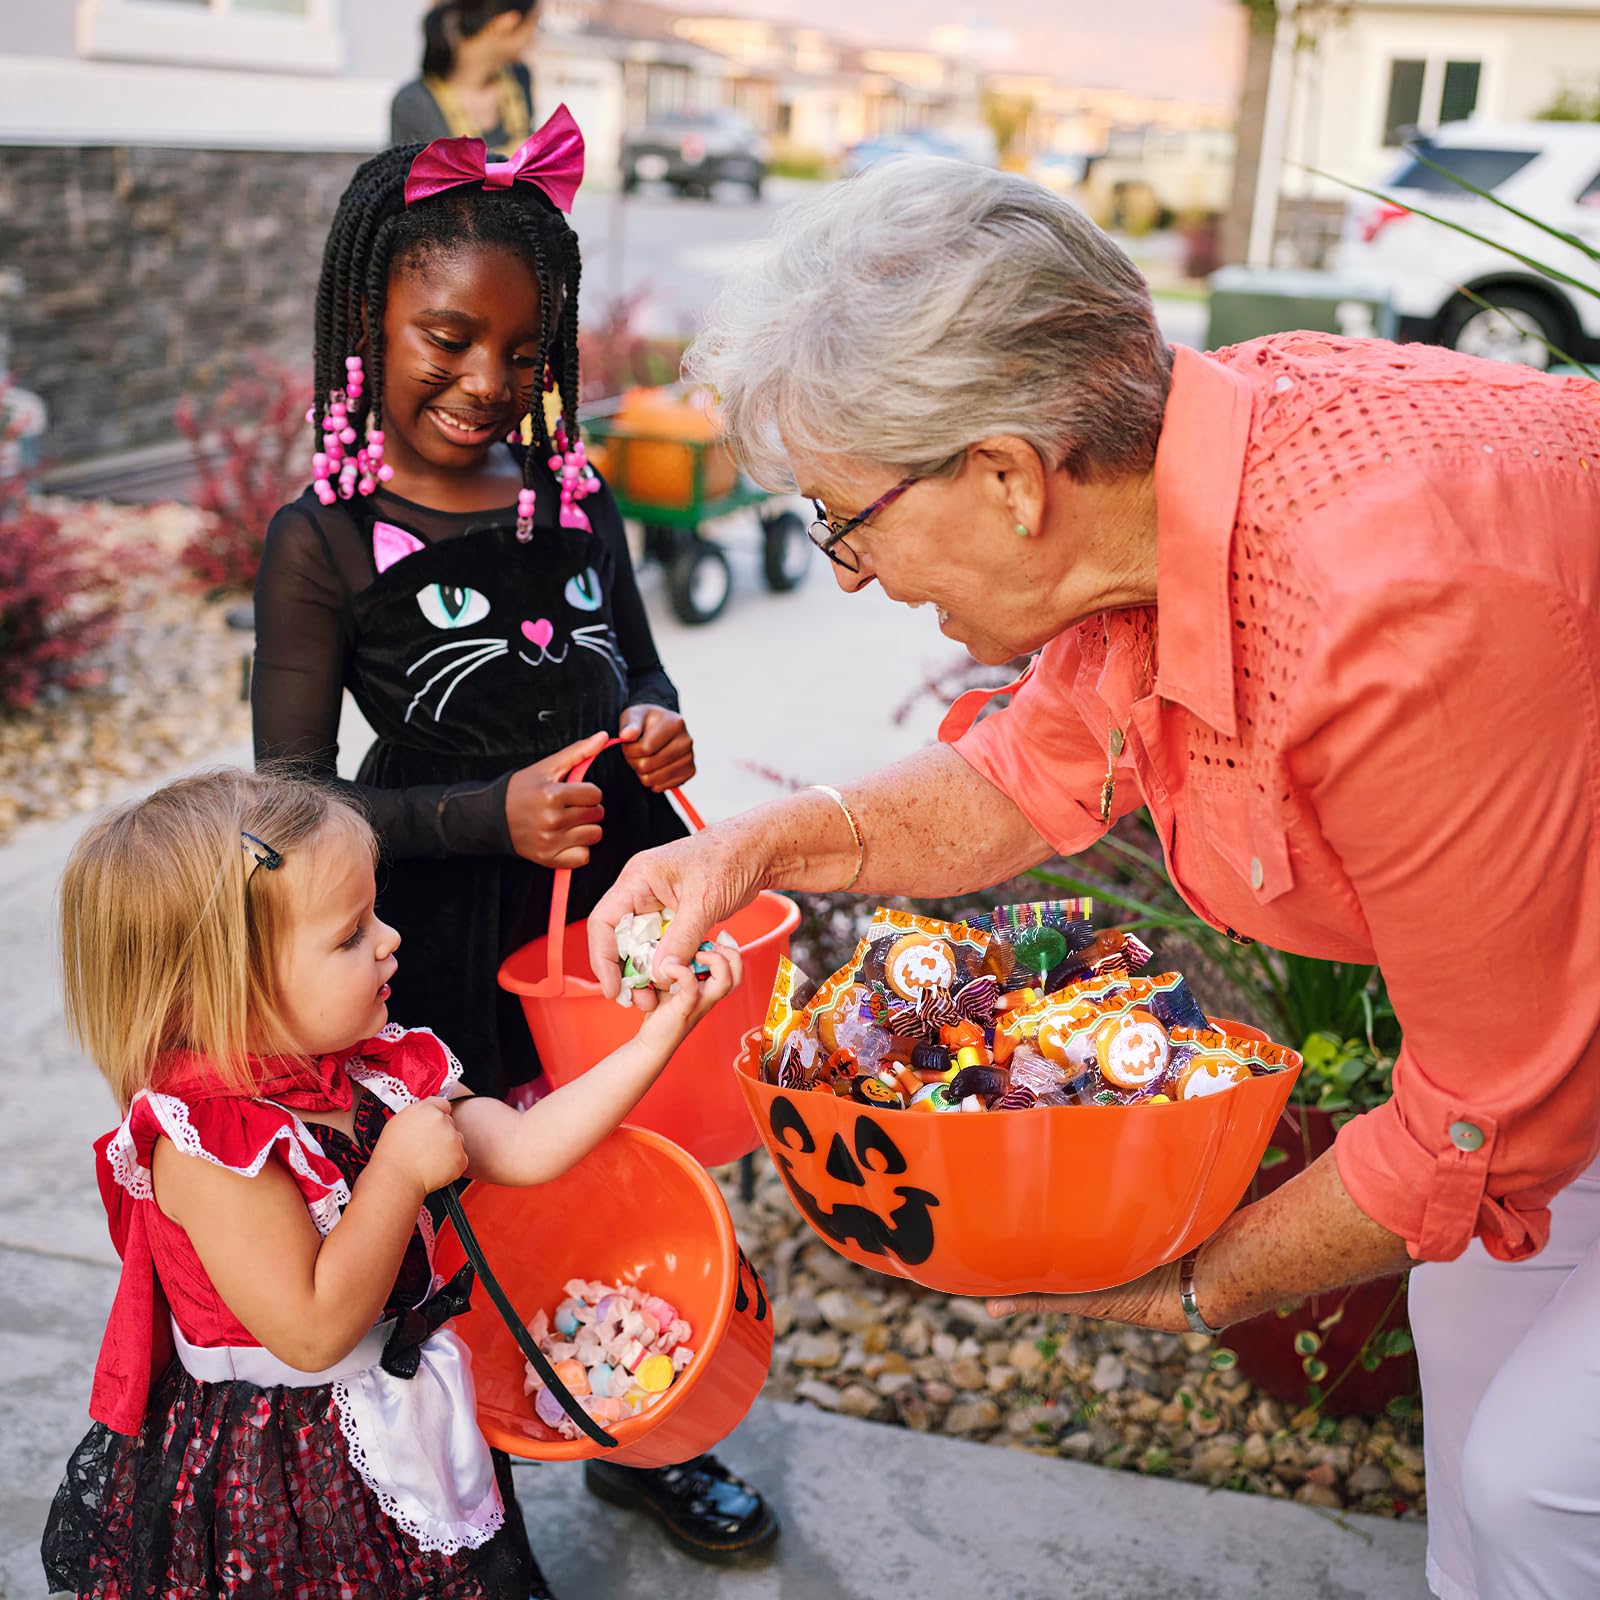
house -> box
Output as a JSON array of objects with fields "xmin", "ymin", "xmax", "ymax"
[
  {"xmin": 0, "ymin": 0, "xmax": 728, "ymax": 477},
  {"xmin": 1227, "ymin": 0, "xmax": 1600, "ymax": 267},
  {"xmin": 0, "ymin": 0, "xmax": 435, "ymax": 474}
]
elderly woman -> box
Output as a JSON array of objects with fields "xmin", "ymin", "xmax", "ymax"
[{"xmin": 590, "ymin": 159, "xmax": 1600, "ymax": 1599}]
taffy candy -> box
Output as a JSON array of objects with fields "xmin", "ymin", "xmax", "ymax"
[
  {"xmin": 523, "ymin": 1278, "xmax": 696, "ymax": 1438},
  {"xmin": 614, "ymin": 910, "xmax": 672, "ymax": 1006}
]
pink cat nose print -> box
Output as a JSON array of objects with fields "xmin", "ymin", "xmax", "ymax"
[{"xmin": 521, "ymin": 618, "xmax": 554, "ymax": 650}]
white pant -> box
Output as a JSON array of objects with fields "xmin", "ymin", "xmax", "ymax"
[{"xmin": 1410, "ymin": 1158, "xmax": 1600, "ymax": 1599}]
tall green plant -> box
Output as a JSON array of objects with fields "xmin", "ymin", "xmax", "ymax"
[{"xmin": 1311, "ymin": 146, "xmax": 1599, "ymax": 379}]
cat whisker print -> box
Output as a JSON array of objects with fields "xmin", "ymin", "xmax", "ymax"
[
  {"xmin": 407, "ymin": 634, "xmax": 506, "ymax": 674},
  {"xmin": 404, "ymin": 639, "xmax": 508, "ymax": 723},
  {"xmin": 570, "ymin": 623, "xmax": 627, "ymax": 691}
]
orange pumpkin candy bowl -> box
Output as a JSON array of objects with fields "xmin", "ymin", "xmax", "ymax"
[
  {"xmin": 732, "ymin": 1021, "xmax": 1300, "ymax": 1298},
  {"xmin": 432, "ymin": 1125, "xmax": 774, "ymax": 1468}
]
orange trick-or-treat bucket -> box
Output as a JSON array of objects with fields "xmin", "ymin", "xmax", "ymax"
[
  {"xmin": 499, "ymin": 742, "xmax": 798, "ymax": 1169},
  {"xmin": 433, "ymin": 1125, "xmax": 773, "ymax": 1467},
  {"xmin": 734, "ymin": 1020, "xmax": 1300, "ymax": 1298}
]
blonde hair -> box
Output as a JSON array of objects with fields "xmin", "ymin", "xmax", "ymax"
[{"xmin": 60, "ymin": 767, "xmax": 376, "ymax": 1109}]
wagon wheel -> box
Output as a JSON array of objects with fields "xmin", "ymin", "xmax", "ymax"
[
  {"xmin": 667, "ymin": 537, "xmax": 733, "ymax": 625},
  {"xmin": 760, "ymin": 510, "xmax": 810, "ymax": 593}
]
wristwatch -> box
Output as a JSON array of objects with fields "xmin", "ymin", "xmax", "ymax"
[{"xmin": 1179, "ymin": 1250, "xmax": 1224, "ymax": 1337}]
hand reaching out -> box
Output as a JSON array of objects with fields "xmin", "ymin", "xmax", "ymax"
[{"xmin": 637, "ymin": 931, "xmax": 743, "ymax": 1048}]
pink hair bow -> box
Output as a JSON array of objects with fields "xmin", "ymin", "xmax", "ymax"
[{"xmin": 404, "ymin": 103, "xmax": 585, "ymax": 211}]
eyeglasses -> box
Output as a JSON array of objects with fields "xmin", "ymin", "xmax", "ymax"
[{"xmin": 808, "ymin": 474, "xmax": 921, "ymax": 573}]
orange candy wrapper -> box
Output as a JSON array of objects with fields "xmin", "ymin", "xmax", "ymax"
[{"xmin": 760, "ymin": 903, "xmax": 1290, "ymax": 1111}]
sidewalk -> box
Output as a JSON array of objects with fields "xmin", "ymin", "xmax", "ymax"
[{"xmin": 0, "ymin": 566, "xmax": 1428, "ymax": 1598}]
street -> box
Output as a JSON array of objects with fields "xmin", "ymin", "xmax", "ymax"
[{"xmin": 569, "ymin": 177, "xmax": 1210, "ymax": 350}]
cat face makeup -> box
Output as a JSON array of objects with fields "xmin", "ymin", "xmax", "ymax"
[{"xmin": 378, "ymin": 244, "xmax": 544, "ymax": 490}]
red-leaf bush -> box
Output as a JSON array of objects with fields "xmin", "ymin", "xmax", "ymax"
[
  {"xmin": 176, "ymin": 355, "xmax": 313, "ymax": 594},
  {"xmin": 0, "ymin": 468, "xmax": 119, "ymax": 716},
  {"xmin": 578, "ymin": 293, "xmax": 691, "ymax": 403}
]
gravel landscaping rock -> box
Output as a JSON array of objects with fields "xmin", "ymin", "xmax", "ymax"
[
  {"xmin": 0, "ymin": 499, "xmax": 249, "ymax": 840},
  {"xmin": 714, "ymin": 1147, "xmax": 1426, "ymax": 1522}
]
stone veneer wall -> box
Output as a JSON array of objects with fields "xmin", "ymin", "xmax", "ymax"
[{"xmin": 0, "ymin": 145, "xmax": 365, "ymax": 467}]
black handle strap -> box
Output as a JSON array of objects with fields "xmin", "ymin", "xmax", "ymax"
[{"xmin": 437, "ymin": 1182, "xmax": 619, "ymax": 1450}]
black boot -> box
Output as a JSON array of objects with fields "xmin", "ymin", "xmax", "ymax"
[{"xmin": 582, "ymin": 1455, "xmax": 779, "ymax": 1563}]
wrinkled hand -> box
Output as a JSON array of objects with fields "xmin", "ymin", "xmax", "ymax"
[
  {"xmin": 505, "ymin": 731, "xmax": 610, "ymax": 868},
  {"xmin": 371, "ymin": 1097, "xmax": 468, "ymax": 1197},
  {"xmin": 986, "ymin": 1261, "xmax": 1187, "ymax": 1334},
  {"xmin": 618, "ymin": 704, "xmax": 695, "ymax": 793},
  {"xmin": 637, "ymin": 932, "xmax": 743, "ymax": 1047},
  {"xmin": 587, "ymin": 825, "xmax": 769, "ymax": 1011}
]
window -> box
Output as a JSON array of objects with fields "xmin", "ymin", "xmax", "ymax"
[
  {"xmin": 1383, "ymin": 59, "xmax": 1426, "ymax": 147},
  {"xmin": 1439, "ymin": 61, "xmax": 1481, "ymax": 125},
  {"xmin": 75, "ymin": 0, "xmax": 342, "ymax": 74},
  {"xmin": 1388, "ymin": 145, "xmax": 1537, "ymax": 194}
]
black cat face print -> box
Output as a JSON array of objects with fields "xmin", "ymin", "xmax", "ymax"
[{"xmin": 372, "ymin": 521, "xmax": 628, "ymax": 727}]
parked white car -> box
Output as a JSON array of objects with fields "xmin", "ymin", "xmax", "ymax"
[{"xmin": 1340, "ymin": 120, "xmax": 1600, "ymax": 370}]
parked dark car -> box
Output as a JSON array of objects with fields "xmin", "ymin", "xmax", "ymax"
[{"xmin": 621, "ymin": 109, "xmax": 767, "ymax": 199}]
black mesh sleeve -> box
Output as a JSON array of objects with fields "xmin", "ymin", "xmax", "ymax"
[{"xmin": 251, "ymin": 503, "xmax": 513, "ymax": 858}]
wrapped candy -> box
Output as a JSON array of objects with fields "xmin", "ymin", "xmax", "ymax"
[
  {"xmin": 755, "ymin": 900, "xmax": 1290, "ymax": 1115},
  {"xmin": 971, "ymin": 898, "xmax": 1097, "ymax": 991}
]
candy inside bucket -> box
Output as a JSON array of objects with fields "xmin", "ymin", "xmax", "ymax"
[{"xmin": 433, "ymin": 1125, "xmax": 774, "ymax": 1468}]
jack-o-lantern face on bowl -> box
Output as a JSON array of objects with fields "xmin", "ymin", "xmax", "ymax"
[
  {"xmin": 767, "ymin": 1097, "xmax": 939, "ymax": 1265},
  {"xmin": 735, "ymin": 1026, "xmax": 1302, "ymax": 1297}
]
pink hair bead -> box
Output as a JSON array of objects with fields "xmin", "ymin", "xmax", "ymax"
[{"xmin": 378, "ymin": 463, "xmax": 395, "ymax": 482}]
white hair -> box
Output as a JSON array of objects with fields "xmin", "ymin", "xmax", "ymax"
[{"xmin": 684, "ymin": 157, "xmax": 1173, "ymax": 492}]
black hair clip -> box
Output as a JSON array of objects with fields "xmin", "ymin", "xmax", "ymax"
[{"xmin": 241, "ymin": 831, "xmax": 283, "ymax": 872}]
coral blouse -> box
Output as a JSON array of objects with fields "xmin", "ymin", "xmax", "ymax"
[{"xmin": 949, "ymin": 334, "xmax": 1600, "ymax": 1265}]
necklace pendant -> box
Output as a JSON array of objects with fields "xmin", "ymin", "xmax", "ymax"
[
  {"xmin": 1099, "ymin": 772, "xmax": 1116, "ymax": 825},
  {"xmin": 1108, "ymin": 727, "xmax": 1125, "ymax": 759}
]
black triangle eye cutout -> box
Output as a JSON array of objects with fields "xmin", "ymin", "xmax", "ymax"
[{"xmin": 825, "ymin": 1132, "xmax": 866, "ymax": 1186}]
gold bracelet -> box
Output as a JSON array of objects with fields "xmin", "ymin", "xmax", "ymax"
[{"xmin": 808, "ymin": 784, "xmax": 865, "ymax": 892}]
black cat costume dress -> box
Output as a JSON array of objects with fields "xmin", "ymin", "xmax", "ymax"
[{"xmin": 252, "ymin": 449, "xmax": 686, "ymax": 1101}]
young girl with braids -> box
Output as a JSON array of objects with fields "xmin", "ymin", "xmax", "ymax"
[
  {"xmin": 40, "ymin": 767, "xmax": 740, "ymax": 1599},
  {"xmin": 251, "ymin": 109, "xmax": 780, "ymax": 1567}
]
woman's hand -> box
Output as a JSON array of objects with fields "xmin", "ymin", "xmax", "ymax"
[
  {"xmin": 986, "ymin": 1262, "xmax": 1188, "ymax": 1334},
  {"xmin": 637, "ymin": 933, "xmax": 743, "ymax": 1048},
  {"xmin": 505, "ymin": 731, "xmax": 610, "ymax": 868},
  {"xmin": 619, "ymin": 704, "xmax": 695, "ymax": 793},
  {"xmin": 369, "ymin": 1096, "xmax": 468, "ymax": 1198},
  {"xmin": 587, "ymin": 822, "xmax": 772, "ymax": 1010}
]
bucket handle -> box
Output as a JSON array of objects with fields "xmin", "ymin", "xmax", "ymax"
[
  {"xmin": 531, "ymin": 735, "xmax": 707, "ymax": 999},
  {"xmin": 437, "ymin": 1181, "xmax": 620, "ymax": 1450}
]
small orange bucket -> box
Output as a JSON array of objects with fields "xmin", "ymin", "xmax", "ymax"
[
  {"xmin": 499, "ymin": 743, "xmax": 799, "ymax": 1169},
  {"xmin": 433, "ymin": 1125, "xmax": 774, "ymax": 1468},
  {"xmin": 734, "ymin": 1020, "xmax": 1300, "ymax": 1297}
]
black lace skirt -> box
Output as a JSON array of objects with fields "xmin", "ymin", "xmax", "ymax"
[{"xmin": 41, "ymin": 1360, "xmax": 535, "ymax": 1599}]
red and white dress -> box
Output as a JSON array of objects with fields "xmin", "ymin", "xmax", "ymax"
[{"xmin": 41, "ymin": 1025, "xmax": 536, "ymax": 1598}]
